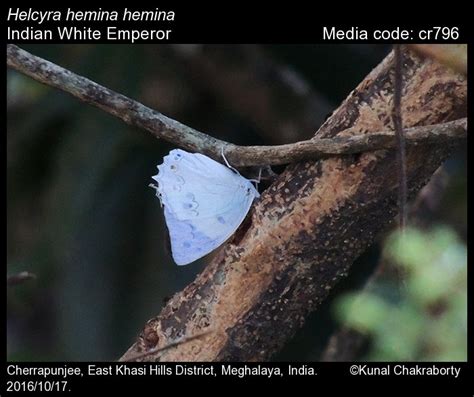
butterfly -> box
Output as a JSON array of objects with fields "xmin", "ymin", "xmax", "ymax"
[{"xmin": 150, "ymin": 149, "xmax": 260, "ymax": 266}]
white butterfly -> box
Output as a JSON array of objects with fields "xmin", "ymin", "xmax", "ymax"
[{"xmin": 150, "ymin": 149, "xmax": 260, "ymax": 266}]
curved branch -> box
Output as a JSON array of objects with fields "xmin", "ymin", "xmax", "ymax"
[{"xmin": 7, "ymin": 45, "xmax": 466, "ymax": 167}]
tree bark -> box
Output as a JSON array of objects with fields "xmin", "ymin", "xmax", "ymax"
[{"xmin": 120, "ymin": 48, "xmax": 466, "ymax": 361}]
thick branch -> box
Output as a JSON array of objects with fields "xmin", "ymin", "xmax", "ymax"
[
  {"xmin": 7, "ymin": 45, "xmax": 466, "ymax": 167},
  {"xmin": 120, "ymin": 48, "xmax": 466, "ymax": 361}
]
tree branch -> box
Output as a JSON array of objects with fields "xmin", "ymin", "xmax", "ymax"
[{"xmin": 7, "ymin": 45, "xmax": 466, "ymax": 167}]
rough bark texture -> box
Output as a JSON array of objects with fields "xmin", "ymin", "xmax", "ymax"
[{"xmin": 120, "ymin": 48, "xmax": 466, "ymax": 362}]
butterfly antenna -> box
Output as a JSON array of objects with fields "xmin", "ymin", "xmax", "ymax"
[{"xmin": 221, "ymin": 146, "xmax": 241, "ymax": 175}]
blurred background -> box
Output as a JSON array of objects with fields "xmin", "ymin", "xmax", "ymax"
[{"xmin": 7, "ymin": 44, "xmax": 466, "ymax": 361}]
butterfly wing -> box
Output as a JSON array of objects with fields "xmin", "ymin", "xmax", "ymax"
[{"xmin": 152, "ymin": 149, "xmax": 259, "ymax": 265}]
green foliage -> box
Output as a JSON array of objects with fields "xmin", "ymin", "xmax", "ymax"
[{"xmin": 334, "ymin": 227, "xmax": 467, "ymax": 361}]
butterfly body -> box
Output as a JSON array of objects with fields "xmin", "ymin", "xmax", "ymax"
[{"xmin": 151, "ymin": 149, "xmax": 259, "ymax": 266}]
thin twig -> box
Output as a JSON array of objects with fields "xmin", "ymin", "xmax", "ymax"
[
  {"xmin": 121, "ymin": 330, "xmax": 213, "ymax": 362},
  {"xmin": 7, "ymin": 271, "xmax": 36, "ymax": 286},
  {"xmin": 392, "ymin": 45, "xmax": 407, "ymax": 230},
  {"xmin": 7, "ymin": 45, "xmax": 466, "ymax": 167},
  {"xmin": 225, "ymin": 121, "xmax": 465, "ymax": 166}
]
